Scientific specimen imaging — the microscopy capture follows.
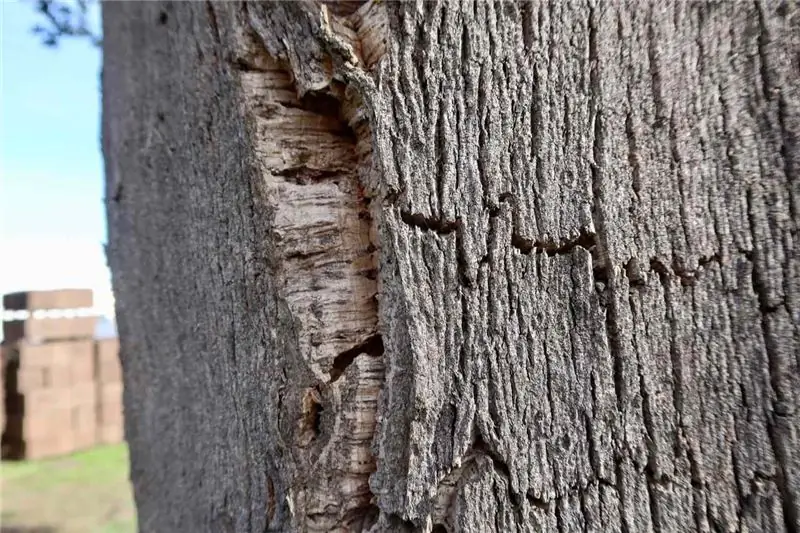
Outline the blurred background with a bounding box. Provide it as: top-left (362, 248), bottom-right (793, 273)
top-left (1, 1), bottom-right (135, 531)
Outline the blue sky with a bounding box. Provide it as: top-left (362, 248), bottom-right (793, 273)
top-left (1, 1), bottom-right (112, 315)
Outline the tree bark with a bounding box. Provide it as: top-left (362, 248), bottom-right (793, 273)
top-left (102, 1), bottom-right (799, 532)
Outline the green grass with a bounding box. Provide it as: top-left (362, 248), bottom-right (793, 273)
top-left (1, 444), bottom-right (136, 533)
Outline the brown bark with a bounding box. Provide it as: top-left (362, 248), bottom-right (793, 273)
top-left (102, 1), bottom-right (799, 531)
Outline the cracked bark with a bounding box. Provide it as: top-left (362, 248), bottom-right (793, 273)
top-left (103, 1), bottom-right (798, 532)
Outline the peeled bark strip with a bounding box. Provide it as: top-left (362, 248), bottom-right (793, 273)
top-left (105, 2), bottom-right (387, 531)
top-left (103, 1), bottom-right (798, 532)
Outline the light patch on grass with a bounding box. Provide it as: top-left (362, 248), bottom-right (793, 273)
top-left (1, 444), bottom-right (136, 533)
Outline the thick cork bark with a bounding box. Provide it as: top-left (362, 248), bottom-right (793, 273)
top-left (103, 1), bottom-right (799, 531)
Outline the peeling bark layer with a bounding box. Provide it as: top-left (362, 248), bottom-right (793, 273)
top-left (103, 1), bottom-right (799, 532)
top-left (104, 2), bottom-right (388, 530)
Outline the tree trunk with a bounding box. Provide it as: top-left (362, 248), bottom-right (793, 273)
top-left (102, 1), bottom-right (799, 531)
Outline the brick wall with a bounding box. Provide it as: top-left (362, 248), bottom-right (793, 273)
top-left (96, 338), bottom-right (124, 445)
top-left (1, 290), bottom-right (124, 460)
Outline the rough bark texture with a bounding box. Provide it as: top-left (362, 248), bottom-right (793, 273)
top-left (103, 1), bottom-right (799, 532)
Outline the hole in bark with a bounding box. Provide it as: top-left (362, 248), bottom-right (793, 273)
top-left (313, 403), bottom-right (324, 435)
top-left (297, 90), bottom-right (347, 119)
top-left (312, 401), bottom-right (323, 435)
top-left (329, 335), bottom-right (383, 382)
top-left (593, 265), bottom-right (609, 283)
top-left (432, 525), bottom-right (449, 533)
top-left (157, 11), bottom-right (168, 25)
top-left (299, 387), bottom-right (324, 445)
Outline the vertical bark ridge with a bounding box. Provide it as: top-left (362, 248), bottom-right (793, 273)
top-left (369, 1), bottom-right (799, 531)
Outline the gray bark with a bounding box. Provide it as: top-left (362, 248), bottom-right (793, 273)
top-left (102, 1), bottom-right (799, 532)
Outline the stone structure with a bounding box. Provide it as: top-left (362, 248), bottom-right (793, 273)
top-left (1, 289), bottom-right (124, 459)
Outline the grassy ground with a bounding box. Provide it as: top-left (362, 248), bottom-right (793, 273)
top-left (1, 444), bottom-right (136, 533)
